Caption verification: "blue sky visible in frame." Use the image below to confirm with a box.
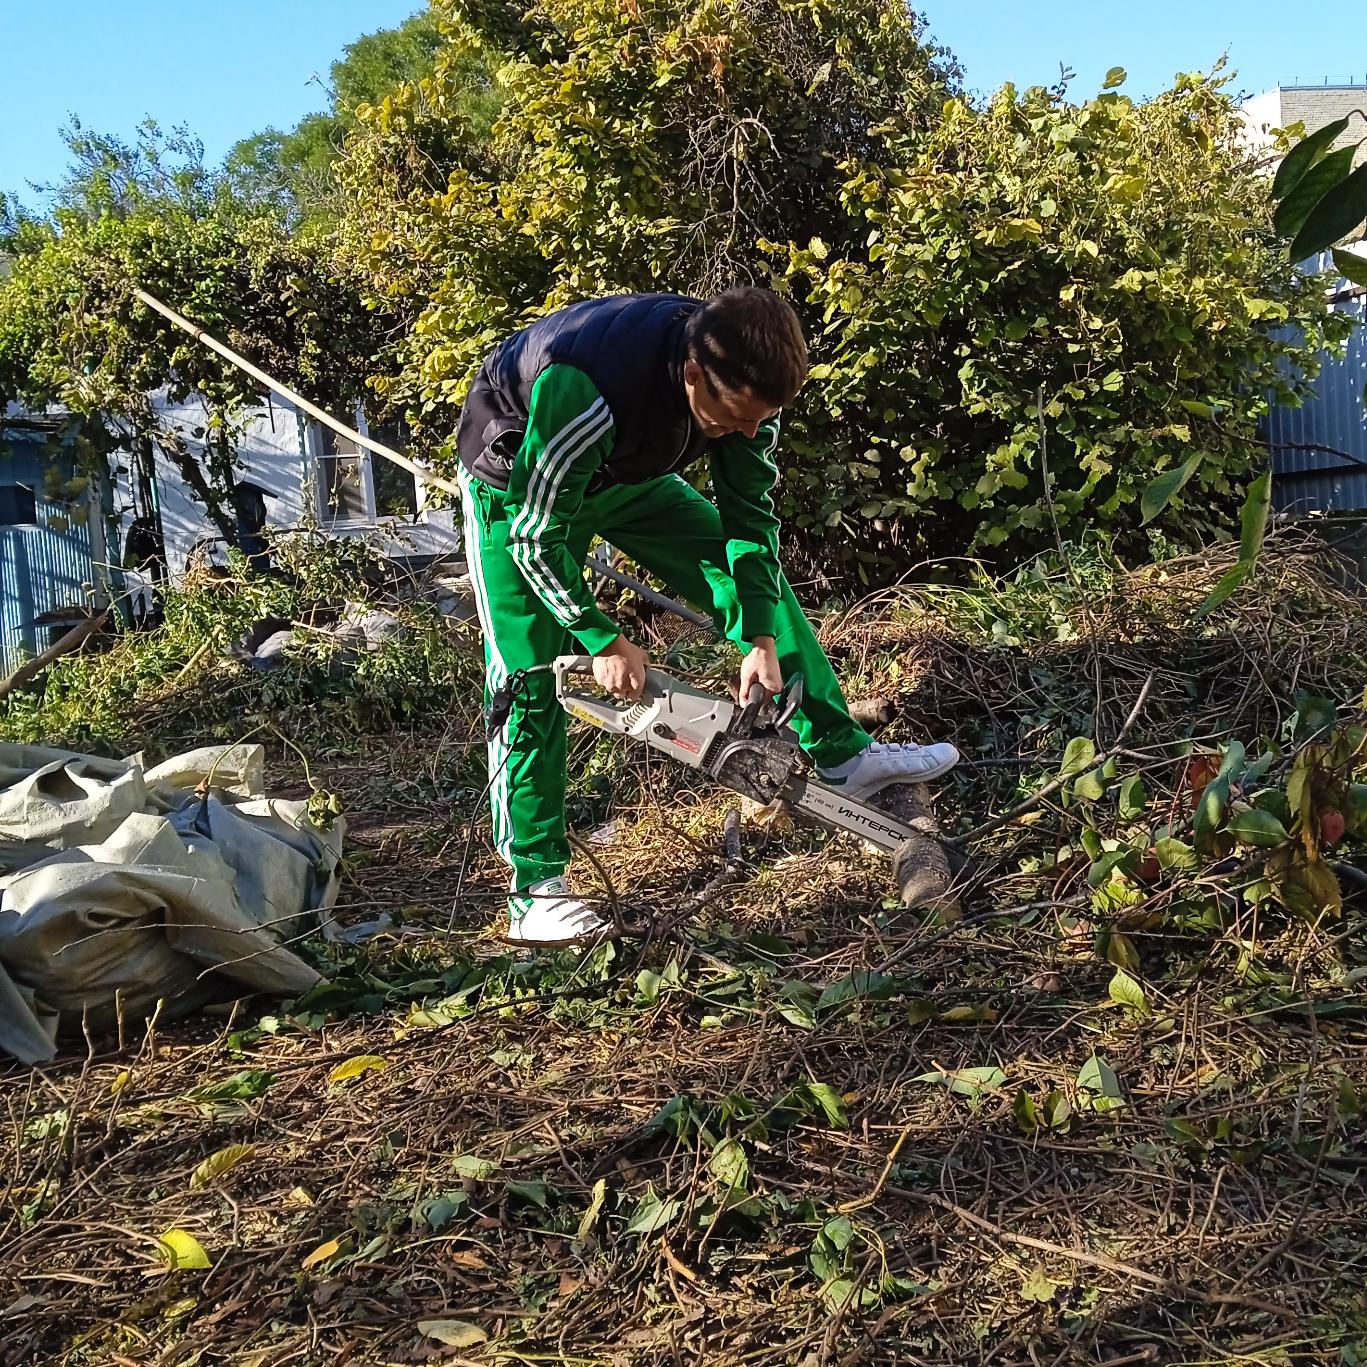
[923,2,1367,103]
[4,1,1367,205]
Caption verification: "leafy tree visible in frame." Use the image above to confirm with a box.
[224,9,500,227]
[780,69,1352,576]
[0,124,380,547]
[336,0,955,444]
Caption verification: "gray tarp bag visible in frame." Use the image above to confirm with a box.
[0,742,342,1065]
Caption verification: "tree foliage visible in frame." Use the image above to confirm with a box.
[779,70,1350,574]
[337,0,955,445]
[224,9,500,228]
[0,124,379,541]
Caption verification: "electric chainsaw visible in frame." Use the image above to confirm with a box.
[552,655,917,853]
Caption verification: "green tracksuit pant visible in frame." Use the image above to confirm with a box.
[458,467,872,914]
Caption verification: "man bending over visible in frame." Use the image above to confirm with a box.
[456,286,958,942]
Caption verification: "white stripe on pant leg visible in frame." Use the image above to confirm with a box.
[458,467,515,866]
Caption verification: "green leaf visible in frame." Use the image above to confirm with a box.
[328,1054,387,1086]
[1193,774,1231,854]
[1274,145,1357,239]
[709,1138,749,1190]
[635,968,662,1003]
[1059,736,1097,778]
[421,1193,467,1230]
[189,1143,256,1190]
[452,1154,497,1180]
[1272,117,1351,199]
[916,1065,1006,1098]
[1014,1088,1040,1134]
[626,1190,682,1235]
[418,1320,488,1348]
[576,1177,608,1244]
[154,1229,211,1270]
[1140,452,1202,524]
[1101,66,1127,90]
[816,970,896,1010]
[1118,775,1147,820]
[187,1070,273,1103]
[1196,470,1272,619]
[1077,1054,1123,1099]
[1227,806,1290,847]
[1074,767,1106,801]
[1021,1267,1059,1302]
[1333,248,1367,287]
[1108,968,1150,1016]
[1291,160,1367,260]
[505,1178,550,1208]
[797,1081,850,1129]
[1217,739,1247,783]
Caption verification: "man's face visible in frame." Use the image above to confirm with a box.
[683,359,782,439]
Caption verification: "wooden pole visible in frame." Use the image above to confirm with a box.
[0,609,111,702]
[130,287,463,501]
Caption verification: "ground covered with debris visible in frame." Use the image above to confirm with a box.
[2,534,1366,1366]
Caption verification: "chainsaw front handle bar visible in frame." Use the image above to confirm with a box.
[552,654,672,707]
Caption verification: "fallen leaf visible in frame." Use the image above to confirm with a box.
[153,1229,210,1271]
[576,1177,608,1245]
[1021,1266,1058,1302]
[301,1237,347,1270]
[328,1055,388,1086]
[189,1143,256,1190]
[417,1319,488,1347]
[449,1249,489,1269]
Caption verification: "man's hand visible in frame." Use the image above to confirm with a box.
[738,636,783,704]
[594,634,650,702]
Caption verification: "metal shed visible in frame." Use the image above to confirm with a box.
[0,417,98,676]
[1267,267,1367,516]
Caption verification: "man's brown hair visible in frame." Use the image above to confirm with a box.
[685,286,808,408]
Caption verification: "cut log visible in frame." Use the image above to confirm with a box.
[0,609,110,703]
[874,782,962,917]
[847,697,898,730]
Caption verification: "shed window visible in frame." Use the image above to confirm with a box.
[316,429,369,521]
[0,485,37,525]
[368,422,419,517]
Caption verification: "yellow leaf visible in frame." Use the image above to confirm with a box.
[190,1143,256,1189]
[286,1186,314,1208]
[417,1319,488,1347]
[328,1055,388,1086]
[111,1069,132,1095]
[154,1229,211,1270]
[302,1237,347,1269]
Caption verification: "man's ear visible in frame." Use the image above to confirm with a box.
[683,358,702,386]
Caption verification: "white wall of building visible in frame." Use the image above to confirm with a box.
[1241,85,1367,167]
[115,392,460,579]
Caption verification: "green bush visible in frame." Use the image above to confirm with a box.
[780,72,1351,577]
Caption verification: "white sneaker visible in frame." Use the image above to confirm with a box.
[507,877,610,945]
[817,740,960,799]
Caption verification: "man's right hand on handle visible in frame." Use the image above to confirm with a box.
[593,634,650,703]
